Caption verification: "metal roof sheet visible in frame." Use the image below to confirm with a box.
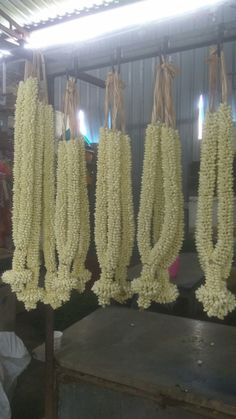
[0,0,126,28]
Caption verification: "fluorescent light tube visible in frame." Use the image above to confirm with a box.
[25,0,224,50]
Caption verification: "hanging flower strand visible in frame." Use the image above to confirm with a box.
[3,77,38,296]
[17,101,45,309]
[54,78,91,305]
[115,133,135,303]
[93,71,135,306]
[71,136,91,293]
[132,60,184,309]
[195,49,236,319]
[3,56,90,310]
[3,55,57,309]
[43,104,59,308]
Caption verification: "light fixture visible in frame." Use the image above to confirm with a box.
[25,0,224,49]
[4,37,19,46]
[18,1,113,26]
[0,50,12,58]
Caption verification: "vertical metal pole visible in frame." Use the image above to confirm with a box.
[45,305,55,419]
[2,61,6,95]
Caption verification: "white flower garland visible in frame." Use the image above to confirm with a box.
[137,124,158,263]
[3,76,91,310]
[93,129,135,306]
[3,77,38,297]
[55,140,79,303]
[132,123,183,309]
[42,104,59,309]
[94,128,108,270]
[196,104,236,319]
[71,136,91,293]
[93,129,122,306]
[114,133,135,303]
[153,126,164,246]
[17,100,45,309]
[55,138,91,305]
[12,81,25,247]
[195,112,217,273]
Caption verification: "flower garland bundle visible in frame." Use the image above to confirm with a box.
[3,77,39,307]
[93,72,135,306]
[93,128,122,306]
[132,61,184,309]
[195,50,235,319]
[71,137,91,293]
[54,78,91,305]
[11,81,25,249]
[3,67,90,310]
[114,133,134,303]
[54,140,81,303]
[16,100,45,309]
[42,104,59,308]
[3,75,56,309]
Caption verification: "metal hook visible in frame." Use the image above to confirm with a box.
[161,36,170,61]
[73,56,79,81]
[116,47,122,74]
[217,23,224,57]
[110,52,115,73]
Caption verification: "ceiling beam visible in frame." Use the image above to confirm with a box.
[0,8,28,44]
[76,71,105,88]
[0,8,28,37]
[64,31,236,73]
[48,70,105,89]
[0,22,23,40]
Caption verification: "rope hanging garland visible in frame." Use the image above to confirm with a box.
[93,70,135,306]
[3,54,56,309]
[3,57,90,310]
[52,77,91,308]
[195,48,236,319]
[132,58,184,309]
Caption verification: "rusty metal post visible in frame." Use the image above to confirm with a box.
[45,305,55,419]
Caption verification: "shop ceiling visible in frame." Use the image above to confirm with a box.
[0,1,236,86]
[0,0,136,28]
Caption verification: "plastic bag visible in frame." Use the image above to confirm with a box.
[0,332,31,419]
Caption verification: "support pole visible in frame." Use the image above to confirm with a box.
[45,305,55,419]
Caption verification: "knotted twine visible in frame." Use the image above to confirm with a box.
[104,70,126,132]
[208,47,228,113]
[152,58,178,127]
[63,77,79,139]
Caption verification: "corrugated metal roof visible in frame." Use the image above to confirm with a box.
[0,0,126,27]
